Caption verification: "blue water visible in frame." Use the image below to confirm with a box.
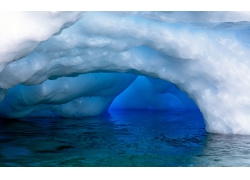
[0,110,250,167]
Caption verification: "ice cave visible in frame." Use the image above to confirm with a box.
[3,11,250,167]
[1,11,250,136]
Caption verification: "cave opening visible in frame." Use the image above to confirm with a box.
[0,71,209,166]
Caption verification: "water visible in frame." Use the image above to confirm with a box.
[0,110,250,167]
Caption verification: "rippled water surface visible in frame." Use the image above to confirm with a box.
[0,110,250,167]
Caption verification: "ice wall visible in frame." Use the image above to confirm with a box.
[1,12,250,135]
[0,73,136,118]
[110,76,198,111]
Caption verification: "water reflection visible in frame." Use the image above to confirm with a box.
[194,133,250,166]
[0,110,249,166]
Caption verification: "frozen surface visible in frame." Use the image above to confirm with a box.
[1,12,250,134]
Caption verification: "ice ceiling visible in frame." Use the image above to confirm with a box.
[1,11,250,135]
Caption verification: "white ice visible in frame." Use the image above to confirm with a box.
[1,11,250,135]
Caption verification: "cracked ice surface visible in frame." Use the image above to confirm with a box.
[1,12,250,135]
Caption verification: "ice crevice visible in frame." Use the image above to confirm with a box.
[1,12,250,135]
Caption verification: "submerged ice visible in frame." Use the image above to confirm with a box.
[1,11,250,135]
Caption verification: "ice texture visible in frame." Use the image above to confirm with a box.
[1,11,250,135]
[0,12,84,73]
[110,76,198,111]
[0,73,136,118]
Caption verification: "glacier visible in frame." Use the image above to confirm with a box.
[1,11,250,135]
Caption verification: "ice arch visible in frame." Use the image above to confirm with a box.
[1,11,250,135]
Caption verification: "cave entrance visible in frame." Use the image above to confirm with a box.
[103,74,207,166]
[0,73,207,167]
[107,74,206,139]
